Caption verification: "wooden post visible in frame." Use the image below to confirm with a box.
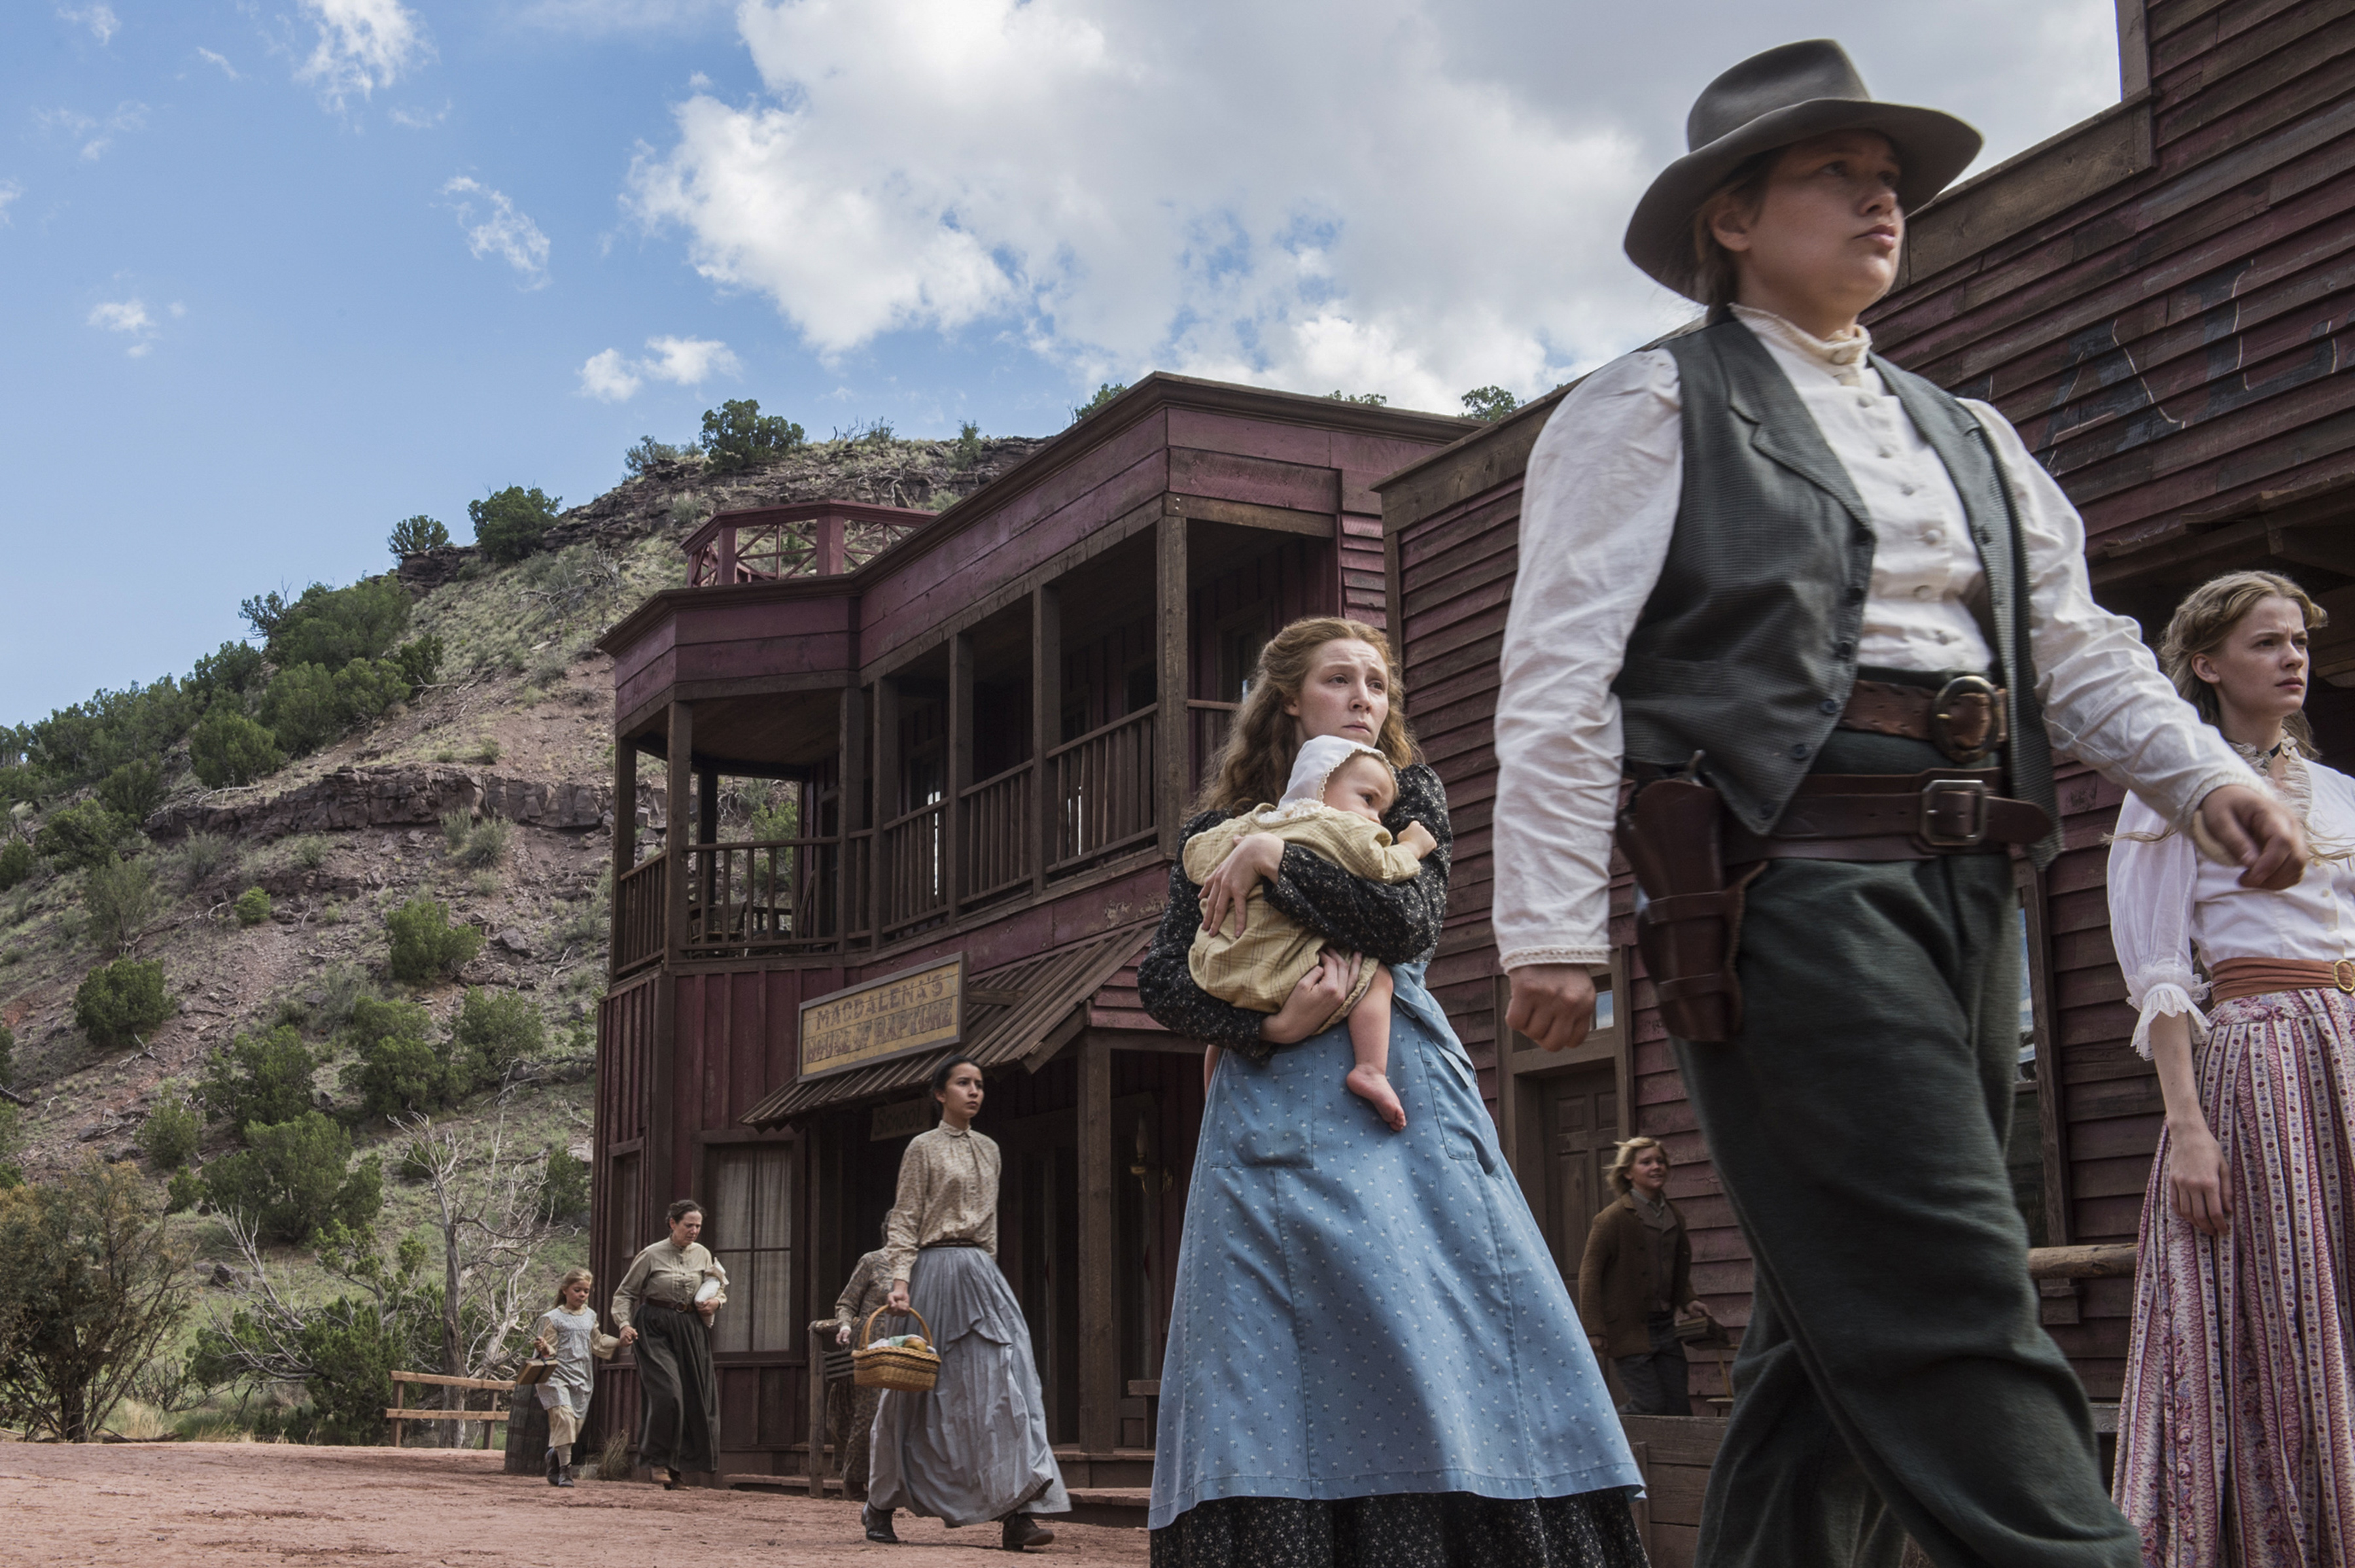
[1154,508,1189,858]
[838,685,867,945]
[947,632,972,913]
[391,1377,406,1448]
[610,740,636,973]
[1077,1036,1117,1455]
[697,765,720,935]
[816,511,847,575]
[873,678,900,941]
[1032,585,1061,892]
[807,1324,829,1496]
[666,704,694,965]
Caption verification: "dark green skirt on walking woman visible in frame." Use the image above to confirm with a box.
[635,1302,720,1476]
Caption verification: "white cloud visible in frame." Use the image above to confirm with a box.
[295,0,430,111]
[626,0,2123,407]
[578,348,643,401]
[0,182,20,225]
[441,177,551,287]
[88,297,160,356]
[389,100,450,128]
[37,101,146,161]
[576,334,741,400]
[643,335,740,384]
[196,46,241,79]
[60,6,118,45]
[519,0,730,33]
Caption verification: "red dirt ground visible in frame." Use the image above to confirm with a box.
[0,1444,1151,1567]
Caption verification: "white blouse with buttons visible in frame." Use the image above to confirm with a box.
[1492,308,2255,969]
[2107,756,2355,1056]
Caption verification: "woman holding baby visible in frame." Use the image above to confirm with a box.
[1138,617,1643,1568]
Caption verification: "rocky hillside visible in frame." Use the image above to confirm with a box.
[0,431,1043,1189]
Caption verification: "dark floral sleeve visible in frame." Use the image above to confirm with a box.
[1262,763,1452,965]
[1136,809,1281,1060]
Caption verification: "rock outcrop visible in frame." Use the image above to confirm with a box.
[146,765,661,843]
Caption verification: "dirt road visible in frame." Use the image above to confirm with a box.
[0,1443,1151,1567]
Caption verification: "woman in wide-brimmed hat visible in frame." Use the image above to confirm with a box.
[1493,37,2309,1568]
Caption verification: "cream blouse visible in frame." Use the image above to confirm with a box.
[2107,755,2355,1056]
[880,1123,1001,1285]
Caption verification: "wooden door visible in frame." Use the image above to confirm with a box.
[1535,1064,1620,1304]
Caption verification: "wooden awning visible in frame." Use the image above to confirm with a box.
[741,923,1156,1127]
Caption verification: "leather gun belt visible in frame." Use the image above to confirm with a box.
[1724,769,2054,864]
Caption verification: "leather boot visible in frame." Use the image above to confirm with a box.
[1002,1514,1056,1552]
[545,1448,563,1487]
[863,1505,899,1544]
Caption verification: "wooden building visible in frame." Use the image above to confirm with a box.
[589,377,1471,1479]
[1376,0,2355,1423]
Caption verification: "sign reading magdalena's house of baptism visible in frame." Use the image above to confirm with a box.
[797,956,966,1081]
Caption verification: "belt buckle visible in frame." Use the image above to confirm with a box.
[1920,778,1989,849]
[1930,674,2004,765]
[2337,959,2355,994]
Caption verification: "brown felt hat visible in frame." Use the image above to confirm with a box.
[1624,39,1982,299]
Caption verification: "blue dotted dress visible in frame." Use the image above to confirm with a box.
[1148,959,1642,1530]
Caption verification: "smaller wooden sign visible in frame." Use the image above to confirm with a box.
[869,1098,934,1142]
[798,956,964,1081]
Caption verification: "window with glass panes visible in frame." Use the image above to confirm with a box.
[708,1145,793,1353]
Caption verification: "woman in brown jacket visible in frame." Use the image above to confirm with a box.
[1578,1137,1705,1417]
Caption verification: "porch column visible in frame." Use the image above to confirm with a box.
[873,677,900,941]
[665,703,694,964]
[948,631,972,913]
[1155,509,1189,858]
[609,740,637,965]
[838,684,867,945]
[697,765,721,924]
[1078,1036,1119,1454]
[1032,585,1061,894]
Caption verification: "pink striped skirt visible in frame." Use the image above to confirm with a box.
[2114,984,2355,1567]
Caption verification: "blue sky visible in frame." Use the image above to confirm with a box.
[3,0,2127,725]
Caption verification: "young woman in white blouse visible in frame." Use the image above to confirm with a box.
[2107,569,2355,1567]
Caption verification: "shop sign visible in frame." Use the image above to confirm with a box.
[798,955,964,1081]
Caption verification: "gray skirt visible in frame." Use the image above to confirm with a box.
[868,1244,1071,1526]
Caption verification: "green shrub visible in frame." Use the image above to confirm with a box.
[168,831,237,891]
[0,840,31,892]
[452,818,510,869]
[539,1144,589,1225]
[233,887,271,927]
[951,420,983,468]
[439,809,473,852]
[623,436,685,478]
[470,738,500,765]
[37,801,130,870]
[389,515,451,557]
[200,1112,381,1244]
[188,642,265,706]
[288,835,330,870]
[699,399,803,472]
[307,962,374,1034]
[260,578,411,672]
[334,658,407,729]
[200,1025,321,1136]
[394,635,444,696]
[1461,385,1520,422]
[0,1021,13,1083]
[260,663,341,755]
[468,485,564,564]
[188,710,283,789]
[165,1166,203,1213]
[387,897,483,986]
[1070,381,1126,425]
[340,996,454,1118]
[73,958,173,1051]
[83,854,158,953]
[97,759,167,825]
[142,1091,201,1170]
[396,1140,434,1183]
[451,988,542,1089]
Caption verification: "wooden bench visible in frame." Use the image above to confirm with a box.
[387,1371,517,1448]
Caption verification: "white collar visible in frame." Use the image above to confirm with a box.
[1730,303,1874,376]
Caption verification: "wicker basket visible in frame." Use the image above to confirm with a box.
[854,1305,943,1393]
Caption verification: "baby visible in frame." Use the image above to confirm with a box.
[1185,735,1437,1130]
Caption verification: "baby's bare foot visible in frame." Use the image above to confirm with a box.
[1346,1064,1406,1130]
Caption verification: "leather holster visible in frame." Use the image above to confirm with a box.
[1616,777,1764,1045]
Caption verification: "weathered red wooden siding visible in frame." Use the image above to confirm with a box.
[1864,0,2355,1398]
[613,593,856,720]
[589,973,659,1451]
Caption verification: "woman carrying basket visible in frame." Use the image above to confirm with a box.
[864,1054,1069,1552]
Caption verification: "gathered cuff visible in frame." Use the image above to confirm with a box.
[1501,945,1613,971]
[2127,981,2210,1061]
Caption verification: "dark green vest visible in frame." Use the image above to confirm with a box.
[1612,312,2059,863]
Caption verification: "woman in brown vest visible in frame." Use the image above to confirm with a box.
[1579,1137,1703,1418]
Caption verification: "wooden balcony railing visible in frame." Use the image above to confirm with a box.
[614,853,668,977]
[1049,709,1157,876]
[682,837,841,957]
[960,761,1034,911]
[1187,699,1238,789]
[879,800,949,940]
